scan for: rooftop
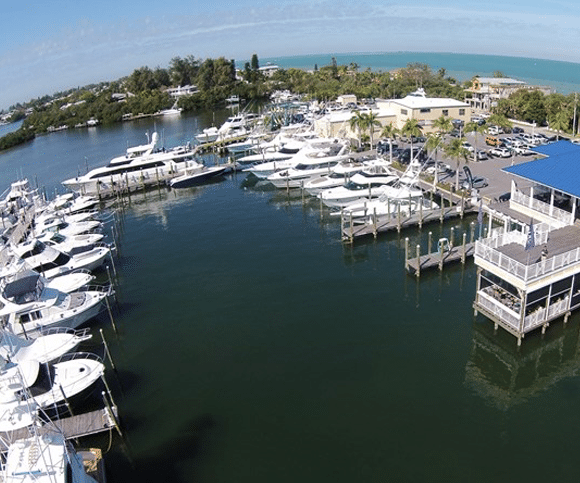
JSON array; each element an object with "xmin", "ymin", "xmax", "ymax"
[{"xmin": 503, "ymin": 141, "xmax": 580, "ymax": 199}]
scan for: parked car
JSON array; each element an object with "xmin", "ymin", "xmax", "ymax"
[
  {"xmin": 487, "ymin": 125, "xmax": 502, "ymax": 135},
  {"xmin": 462, "ymin": 142, "xmax": 474, "ymax": 153},
  {"xmin": 490, "ymin": 147, "xmax": 512, "ymax": 158},
  {"xmin": 462, "ymin": 176, "xmax": 489, "ymax": 190},
  {"xmin": 512, "ymin": 126, "xmax": 524, "ymax": 134},
  {"xmin": 476, "ymin": 150, "xmax": 488, "ymax": 161}
]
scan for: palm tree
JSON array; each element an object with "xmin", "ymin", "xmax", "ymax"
[
  {"xmin": 401, "ymin": 118, "xmax": 423, "ymax": 161},
  {"xmin": 380, "ymin": 122, "xmax": 399, "ymax": 163},
  {"xmin": 488, "ymin": 113, "xmax": 513, "ymax": 134},
  {"xmin": 433, "ymin": 114, "xmax": 452, "ymax": 136},
  {"xmin": 349, "ymin": 110, "xmax": 367, "ymax": 148},
  {"xmin": 464, "ymin": 121, "xmax": 486, "ymax": 163},
  {"xmin": 550, "ymin": 111, "xmax": 569, "ymax": 140},
  {"xmin": 444, "ymin": 137, "xmax": 470, "ymax": 191},
  {"xmin": 364, "ymin": 111, "xmax": 381, "ymax": 149}
]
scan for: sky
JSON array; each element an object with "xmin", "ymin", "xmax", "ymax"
[{"xmin": 2, "ymin": 0, "xmax": 580, "ymax": 110}]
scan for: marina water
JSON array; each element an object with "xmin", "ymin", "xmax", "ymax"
[{"xmin": 2, "ymin": 56, "xmax": 580, "ymax": 481}]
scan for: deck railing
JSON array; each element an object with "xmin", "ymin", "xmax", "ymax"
[
  {"xmin": 475, "ymin": 238, "xmax": 580, "ymax": 284},
  {"xmin": 511, "ymin": 190, "xmax": 573, "ymax": 226},
  {"xmin": 477, "ymin": 291, "xmax": 520, "ymax": 331}
]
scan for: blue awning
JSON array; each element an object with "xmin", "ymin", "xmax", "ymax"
[{"xmin": 503, "ymin": 140, "xmax": 580, "ymax": 198}]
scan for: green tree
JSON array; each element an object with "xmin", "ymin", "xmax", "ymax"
[
  {"xmin": 380, "ymin": 122, "xmax": 399, "ymax": 163},
  {"xmin": 251, "ymin": 54, "xmax": 260, "ymax": 71},
  {"xmin": 550, "ymin": 110, "xmax": 569, "ymax": 140},
  {"xmin": 349, "ymin": 110, "xmax": 368, "ymax": 148},
  {"xmin": 464, "ymin": 121, "xmax": 486, "ymax": 163},
  {"xmin": 444, "ymin": 137, "xmax": 470, "ymax": 191},
  {"xmin": 401, "ymin": 118, "xmax": 423, "ymax": 159},
  {"xmin": 365, "ymin": 111, "xmax": 381, "ymax": 148}
]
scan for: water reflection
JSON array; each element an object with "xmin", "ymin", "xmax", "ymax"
[{"xmin": 465, "ymin": 316, "xmax": 580, "ymax": 410}]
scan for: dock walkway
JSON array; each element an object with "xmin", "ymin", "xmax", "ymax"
[{"xmin": 406, "ymin": 243, "xmax": 475, "ymax": 274}]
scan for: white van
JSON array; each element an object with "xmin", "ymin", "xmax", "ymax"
[{"xmin": 487, "ymin": 125, "xmax": 501, "ymax": 135}]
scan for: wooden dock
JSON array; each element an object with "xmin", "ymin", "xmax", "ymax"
[
  {"xmin": 405, "ymin": 242, "xmax": 475, "ymax": 275},
  {"xmin": 341, "ymin": 204, "xmax": 475, "ymax": 241},
  {"xmin": 0, "ymin": 407, "xmax": 119, "ymax": 446}
]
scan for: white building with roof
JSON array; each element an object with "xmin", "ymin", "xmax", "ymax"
[
  {"xmin": 375, "ymin": 88, "xmax": 470, "ymax": 133},
  {"xmin": 465, "ymin": 77, "xmax": 552, "ymax": 111}
]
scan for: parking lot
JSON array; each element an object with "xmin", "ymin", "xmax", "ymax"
[{"xmin": 381, "ymin": 124, "xmax": 555, "ymax": 202}]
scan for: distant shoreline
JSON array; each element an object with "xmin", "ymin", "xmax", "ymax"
[{"xmin": 255, "ymin": 51, "xmax": 580, "ymax": 95}]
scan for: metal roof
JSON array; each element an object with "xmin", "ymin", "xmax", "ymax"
[{"xmin": 502, "ymin": 141, "xmax": 580, "ymax": 198}]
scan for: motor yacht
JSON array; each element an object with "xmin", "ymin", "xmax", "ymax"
[
  {"xmin": 62, "ymin": 132, "xmax": 198, "ymax": 196},
  {"xmin": 2, "ymin": 430, "xmax": 99, "ymax": 483},
  {"xmin": 319, "ymin": 161, "xmax": 399, "ymax": 208},
  {"xmin": 0, "ymin": 270, "xmax": 109, "ymax": 336}
]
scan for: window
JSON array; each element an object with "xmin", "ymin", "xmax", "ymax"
[
  {"xmin": 442, "ymin": 110, "xmax": 448, "ymax": 116},
  {"xmin": 459, "ymin": 109, "xmax": 465, "ymax": 115},
  {"xmin": 420, "ymin": 108, "xmax": 431, "ymax": 113},
  {"xmin": 401, "ymin": 109, "xmax": 407, "ymax": 115}
]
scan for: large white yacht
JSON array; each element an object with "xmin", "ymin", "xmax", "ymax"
[
  {"xmin": 318, "ymin": 161, "xmax": 399, "ymax": 208},
  {"xmin": 62, "ymin": 132, "xmax": 198, "ymax": 195},
  {"xmin": 0, "ymin": 270, "xmax": 108, "ymax": 336}
]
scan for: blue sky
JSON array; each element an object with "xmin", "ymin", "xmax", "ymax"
[{"xmin": 2, "ymin": 0, "xmax": 580, "ymax": 110}]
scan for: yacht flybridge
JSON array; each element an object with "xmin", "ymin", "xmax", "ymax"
[{"xmin": 62, "ymin": 131, "xmax": 198, "ymax": 196}]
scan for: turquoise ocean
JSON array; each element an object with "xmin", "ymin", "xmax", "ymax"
[{"xmin": 260, "ymin": 51, "xmax": 580, "ymax": 94}]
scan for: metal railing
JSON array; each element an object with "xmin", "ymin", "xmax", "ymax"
[{"xmin": 477, "ymin": 292, "xmax": 520, "ymax": 330}]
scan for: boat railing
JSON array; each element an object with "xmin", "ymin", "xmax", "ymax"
[
  {"xmin": 38, "ymin": 326, "xmax": 92, "ymax": 340},
  {"xmin": 55, "ymin": 351, "xmax": 103, "ymax": 365}
]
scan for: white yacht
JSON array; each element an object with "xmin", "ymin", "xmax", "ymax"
[
  {"xmin": 0, "ymin": 355, "xmax": 105, "ymax": 428},
  {"xmin": 12, "ymin": 239, "xmax": 111, "ymax": 277},
  {"xmin": 2, "ymin": 431, "xmax": 99, "ymax": 483},
  {"xmin": 304, "ymin": 158, "xmax": 372, "ymax": 196},
  {"xmin": 0, "ymin": 327, "xmax": 92, "ymax": 365},
  {"xmin": 266, "ymin": 140, "xmax": 350, "ymax": 188},
  {"xmin": 195, "ymin": 112, "xmax": 260, "ymax": 144},
  {"xmin": 36, "ymin": 231, "xmax": 105, "ymax": 256},
  {"xmin": 0, "ymin": 270, "xmax": 108, "ymax": 336},
  {"xmin": 319, "ymin": 162, "xmax": 400, "ymax": 208},
  {"xmin": 249, "ymin": 138, "xmax": 348, "ymax": 181},
  {"xmin": 62, "ymin": 131, "xmax": 198, "ymax": 196}
]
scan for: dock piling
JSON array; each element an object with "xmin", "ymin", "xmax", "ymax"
[
  {"xmin": 461, "ymin": 232, "xmax": 467, "ymax": 264},
  {"xmin": 416, "ymin": 244, "xmax": 421, "ymax": 277}
]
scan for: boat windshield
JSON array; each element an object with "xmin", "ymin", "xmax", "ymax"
[{"xmin": 344, "ymin": 181, "xmax": 366, "ymax": 191}]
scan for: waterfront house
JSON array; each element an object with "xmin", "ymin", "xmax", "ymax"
[
  {"xmin": 473, "ymin": 141, "xmax": 580, "ymax": 344},
  {"xmin": 465, "ymin": 76, "xmax": 552, "ymax": 111}
]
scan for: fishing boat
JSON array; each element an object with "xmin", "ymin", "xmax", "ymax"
[{"xmin": 2, "ymin": 431, "xmax": 100, "ymax": 483}]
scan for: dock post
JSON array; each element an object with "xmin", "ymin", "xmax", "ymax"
[
  {"xmin": 301, "ymin": 181, "xmax": 304, "ymax": 204},
  {"xmin": 450, "ymin": 227, "xmax": 455, "ymax": 248},
  {"xmin": 440, "ymin": 195, "xmax": 444, "ymax": 223},
  {"xmin": 404, "ymin": 237, "xmax": 409, "ymax": 270},
  {"xmin": 373, "ymin": 208, "xmax": 377, "ymax": 238},
  {"xmin": 105, "ymin": 295, "xmax": 118, "ymax": 334},
  {"xmin": 428, "ymin": 232, "xmax": 432, "ymax": 254},
  {"xmin": 439, "ymin": 240, "xmax": 444, "ymax": 271},
  {"xmin": 397, "ymin": 203, "xmax": 401, "ymax": 233},
  {"xmin": 349, "ymin": 212, "xmax": 354, "ymax": 243},
  {"xmin": 320, "ymin": 195, "xmax": 323, "ymax": 220},
  {"xmin": 416, "ymin": 244, "xmax": 421, "ymax": 277},
  {"xmin": 340, "ymin": 210, "xmax": 344, "ymax": 240},
  {"xmin": 461, "ymin": 232, "xmax": 467, "ymax": 264},
  {"xmin": 100, "ymin": 328, "xmax": 117, "ymax": 372},
  {"xmin": 387, "ymin": 198, "xmax": 391, "ymax": 219},
  {"xmin": 470, "ymin": 222, "xmax": 475, "ymax": 244},
  {"xmin": 102, "ymin": 391, "xmax": 123, "ymax": 437},
  {"xmin": 460, "ymin": 193, "xmax": 465, "ymax": 219},
  {"xmin": 59, "ymin": 384, "xmax": 74, "ymax": 416},
  {"xmin": 419, "ymin": 198, "xmax": 423, "ymax": 228},
  {"xmin": 286, "ymin": 175, "xmax": 289, "ymax": 194}
]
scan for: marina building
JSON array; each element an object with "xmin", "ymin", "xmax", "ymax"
[
  {"xmin": 465, "ymin": 77, "xmax": 552, "ymax": 111},
  {"xmin": 473, "ymin": 141, "xmax": 580, "ymax": 345},
  {"xmin": 313, "ymin": 88, "xmax": 470, "ymax": 145}
]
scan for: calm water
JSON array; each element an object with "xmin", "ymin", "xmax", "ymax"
[
  {"xmin": 263, "ymin": 52, "xmax": 580, "ymax": 94},
  {"xmin": 2, "ymin": 81, "xmax": 580, "ymax": 482}
]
